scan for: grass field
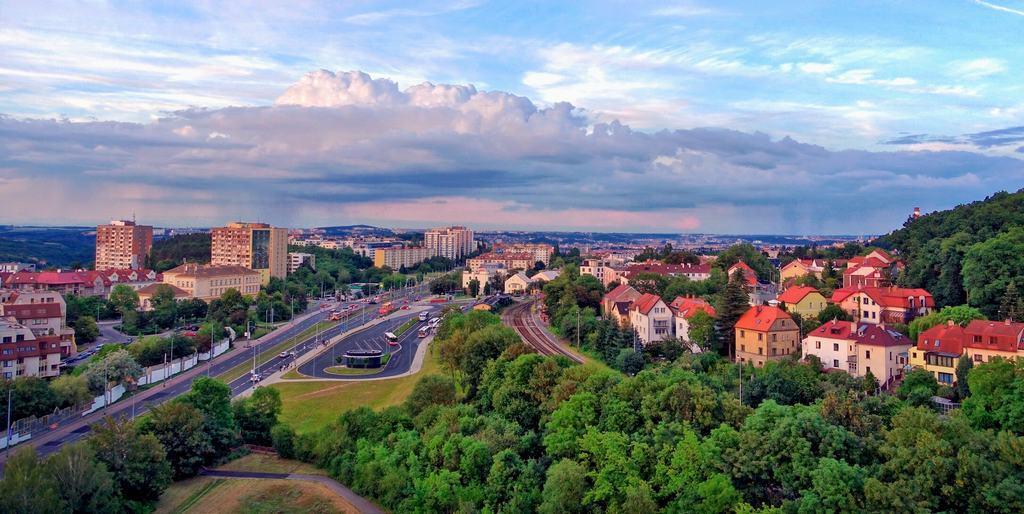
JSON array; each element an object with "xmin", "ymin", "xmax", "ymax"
[
  {"xmin": 324, "ymin": 366, "xmax": 382, "ymax": 376},
  {"xmin": 219, "ymin": 320, "xmax": 339, "ymax": 383},
  {"xmin": 273, "ymin": 343, "xmax": 442, "ymax": 435},
  {"xmin": 155, "ymin": 478, "xmax": 354, "ymax": 514}
]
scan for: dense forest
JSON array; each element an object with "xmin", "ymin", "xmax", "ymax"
[
  {"xmin": 0, "ymin": 226, "xmax": 95, "ymax": 269},
  {"xmin": 875, "ymin": 189, "xmax": 1024, "ymax": 316},
  {"xmin": 147, "ymin": 233, "xmax": 211, "ymax": 271},
  {"xmin": 286, "ymin": 309, "xmax": 1024, "ymax": 513}
]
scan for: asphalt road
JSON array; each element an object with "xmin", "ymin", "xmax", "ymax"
[
  {"xmin": 297, "ymin": 307, "xmax": 436, "ymax": 379},
  {"xmin": 0, "ymin": 284, "xmax": 429, "ymax": 468}
]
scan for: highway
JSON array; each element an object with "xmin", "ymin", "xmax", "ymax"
[{"xmin": 0, "ymin": 283, "xmax": 429, "ymax": 468}]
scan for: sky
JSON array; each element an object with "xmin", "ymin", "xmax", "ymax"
[{"xmin": 1, "ymin": 0, "xmax": 1023, "ymax": 234}]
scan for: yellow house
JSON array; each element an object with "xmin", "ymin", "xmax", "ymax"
[
  {"xmin": 777, "ymin": 286, "xmax": 828, "ymax": 318},
  {"xmin": 911, "ymin": 322, "xmax": 963, "ymax": 386},
  {"xmin": 735, "ymin": 305, "xmax": 799, "ymax": 367}
]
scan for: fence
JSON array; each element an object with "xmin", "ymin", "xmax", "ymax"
[{"xmin": 3, "ymin": 338, "xmax": 232, "ymax": 445}]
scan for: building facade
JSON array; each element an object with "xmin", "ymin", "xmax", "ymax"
[
  {"xmin": 669, "ymin": 296, "xmax": 716, "ymax": 343},
  {"xmin": 425, "ymin": 226, "xmax": 475, "ymax": 260},
  {"xmin": 0, "ymin": 319, "xmax": 63, "ymax": 379},
  {"xmin": 831, "ymin": 286, "xmax": 933, "ymax": 325},
  {"xmin": 161, "ymin": 263, "xmax": 261, "ymax": 302},
  {"xmin": 629, "ymin": 294, "xmax": 672, "ymax": 345},
  {"xmin": 580, "ymin": 259, "xmax": 621, "ymax": 287},
  {"xmin": 95, "ymin": 220, "xmax": 154, "ymax": 271},
  {"xmin": 777, "ymin": 286, "xmax": 829, "ymax": 318},
  {"xmin": 467, "ymin": 252, "xmax": 535, "ymax": 272},
  {"xmin": 287, "ymin": 252, "xmax": 316, "ymax": 273},
  {"xmin": 735, "ymin": 305, "xmax": 799, "ymax": 367},
  {"xmin": 0, "ymin": 290, "xmax": 76, "ymax": 357},
  {"xmin": 373, "ymin": 246, "xmax": 434, "ymax": 270},
  {"xmin": 803, "ymin": 321, "xmax": 910, "ymax": 382},
  {"xmin": 211, "ymin": 222, "xmax": 288, "ymax": 284}
]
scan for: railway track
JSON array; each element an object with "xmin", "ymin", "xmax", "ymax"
[{"xmin": 502, "ymin": 299, "xmax": 584, "ymax": 364}]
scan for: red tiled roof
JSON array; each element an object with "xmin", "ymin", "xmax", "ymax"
[
  {"xmin": 854, "ymin": 324, "xmax": 909, "ymax": 347},
  {"xmin": 137, "ymin": 283, "xmax": 190, "ymax": 297},
  {"xmin": 917, "ymin": 323, "xmax": 965, "ymax": 355},
  {"xmin": 963, "ymin": 320, "xmax": 1024, "ymax": 353},
  {"xmin": 777, "ymin": 286, "xmax": 820, "ymax": 304},
  {"xmin": 735, "ymin": 305, "xmax": 792, "ymax": 331},
  {"xmin": 728, "ymin": 261, "xmax": 758, "ymax": 286},
  {"xmin": 622, "ymin": 262, "xmax": 711, "ymax": 278},
  {"xmin": 810, "ymin": 320, "xmax": 856, "ymax": 339},
  {"xmin": 631, "ymin": 293, "xmax": 664, "ymax": 315},
  {"xmin": 1, "ymin": 303, "xmax": 62, "ymax": 319},
  {"xmin": 7, "ymin": 271, "xmax": 88, "ymax": 286},
  {"xmin": 669, "ymin": 296, "xmax": 716, "ymax": 318},
  {"xmin": 831, "ymin": 286, "xmax": 933, "ymax": 309},
  {"xmin": 603, "ymin": 284, "xmax": 636, "ymax": 303}
]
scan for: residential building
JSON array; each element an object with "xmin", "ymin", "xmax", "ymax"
[
  {"xmin": 494, "ymin": 243, "xmax": 554, "ymax": 266},
  {"xmin": 161, "ymin": 263, "xmax": 261, "ymax": 302},
  {"xmin": 831, "ymin": 286, "xmax": 934, "ymax": 325},
  {"xmin": 780, "ymin": 258, "xmax": 847, "ymax": 283},
  {"xmin": 425, "ymin": 226, "xmax": 475, "ymax": 260},
  {"xmin": 777, "ymin": 286, "xmax": 829, "ymax": 318},
  {"xmin": 843, "ymin": 249, "xmax": 902, "ymax": 289},
  {"xmin": 504, "ymin": 272, "xmax": 534, "ymax": 295},
  {"xmin": 629, "ymin": 294, "xmax": 673, "ymax": 345},
  {"xmin": 287, "ymin": 252, "xmax": 316, "ymax": 273},
  {"xmin": 0, "ymin": 290, "xmax": 76, "ymax": 357},
  {"xmin": 728, "ymin": 261, "xmax": 777, "ymax": 306},
  {"xmin": 962, "ymin": 319, "xmax": 1024, "ymax": 364},
  {"xmin": 803, "ymin": 321, "xmax": 910, "ymax": 383},
  {"xmin": 580, "ymin": 259, "xmax": 621, "ymax": 287},
  {"xmin": 0, "ymin": 318, "xmax": 63, "ymax": 378},
  {"xmin": 0, "ymin": 263, "xmax": 36, "ymax": 273},
  {"xmin": 620, "ymin": 262, "xmax": 712, "ymax": 282},
  {"xmin": 136, "ymin": 283, "xmax": 191, "ymax": 311},
  {"xmin": 462, "ymin": 263, "xmax": 506, "ymax": 293},
  {"xmin": 5, "ymin": 271, "xmax": 106, "ymax": 296},
  {"xmin": 910, "ymin": 321, "xmax": 964, "ymax": 385},
  {"xmin": 602, "ymin": 284, "xmax": 641, "ymax": 324},
  {"xmin": 211, "ymin": 222, "xmax": 288, "ymax": 284},
  {"xmin": 532, "ymin": 270, "xmax": 561, "ymax": 283},
  {"xmin": 85, "ymin": 268, "xmax": 161, "ymax": 296},
  {"xmin": 373, "ymin": 246, "xmax": 434, "ymax": 270},
  {"xmin": 467, "ymin": 252, "xmax": 535, "ymax": 272},
  {"xmin": 95, "ymin": 220, "xmax": 154, "ymax": 270},
  {"xmin": 735, "ymin": 305, "xmax": 799, "ymax": 367},
  {"xmin": 669, "ymin": 296, "xmax": 716, "ymax": 343}
]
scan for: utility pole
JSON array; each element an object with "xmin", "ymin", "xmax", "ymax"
[
  {"xmin": 5, "ymin": 389, "xmax": 12, "ymax": 458},
  {"xmin": 577, "ymin": 309, "xmax": 581, "ymax": 347}
]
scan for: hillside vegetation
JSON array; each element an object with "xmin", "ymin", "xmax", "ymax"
[
  {"xmin": 876, "ymin": 189, "xmax": 1024, "ymax": 317},
  {"xmin": 148, "ymin": 233, "xmax": 211, "ymax": 271}
]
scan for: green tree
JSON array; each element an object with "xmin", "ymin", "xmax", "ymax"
[
  {"xmin": 142, "ymin": 401, "xmax": 211, "ymax": 478},
  {"xmin": 897, "ymin": 368, "xmax": 939, "ymax": 407},
  {"xmin": 998, "ymin": 280, "xmax": 1024, "ymax": 321},
  {"xmin": 955, "ymin": 355, "xmax": 973, "ymax": 401},
  {"xmin": 467, "ymin": 278, "xmax": 480, "ymax": 297},
  {"xmin": 687, "ymin": 310, "xmax": 716, "ymax": 351},
  {"xmin": 180, "ymin": 377, "xmax": 238, "ymax": 457},
  {"xmin": 271, "ymin": 424, "xmax": 296, "ymax": 459},
  {"xmin": 539, "ymin": 459, "xmax": 588, "ymax": 514},
  {"xmin": 233, "ymin": 386, "xmax": 283, "ymax": 446},
  {"xmin": 816, "ymin": 304, "xmax": 852, "ymax": 324},
  {"xmin": 862, "ymin": 370, "xmax": 879, "ymax": 395},
  {"xmin": 50, "ymin": 374, "xmax": 92, "ymax": 408},
  {"xmin": 0, "ymin": 447, "xmax": 62, "ymax": 514},
  {"xmin": 716, "ymin": 243, "xmax": 774, "ymax": 281},
  {"xmin": 961, "ymin": 359, "xmax": 1023, "ymax": 433},
  {"xmin": 715, "ymin": 269, "xmax": 750, "ymax": 357},
  {"xmin": 89, "ymin": 417, "xmax": 172, "ymax": 503},
  {"xmin": 963, "ymin": 227, "xmax": 1024, "ymax": 318},
  {"xmin": 108, "ymin": 284, "xmax": 140, "ymax": 314},
  {"xmin": 83, "ymin": 349, "xmax": 143, "ymax": 395},
  {"xmin": 45, "ymin": 443, "xmax": 121, "ymax": 514},
  {"xmin": 908, "ymin": 305, "xmax": 986, "ymax": 341},
  {"xmin": 404, "ymin": 375, "xmax": 457, "ymax": 416},
  {"xmin": 73, "ymin": 315, "xmax": 99, "ymax": 345}
]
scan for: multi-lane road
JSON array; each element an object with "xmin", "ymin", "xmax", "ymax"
[{"xmin": 0, "ymin": 283, "xmax": 430, "ymax": 467}]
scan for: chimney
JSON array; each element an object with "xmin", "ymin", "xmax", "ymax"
[
  {"xmin": 913, "ymin": 207, "xmax": 921, "ymax": 218},
  {"xmin": 850, "ymin": 321, "xmax": 856, "ymax": 331}
]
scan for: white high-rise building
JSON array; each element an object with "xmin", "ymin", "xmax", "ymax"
[{"xmin": 424, "ymin": 226, "xmax": 475, "ymax": 260}]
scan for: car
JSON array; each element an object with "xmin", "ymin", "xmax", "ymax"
[
  {"xmin": 250, "ymin": 374, "xmax": 261, "ymax": 382},
  {"xmin": 278, "ymin": 351, "xmax": 289, "ymax": 358}
]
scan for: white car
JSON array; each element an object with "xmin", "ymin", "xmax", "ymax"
[{"xmin": 278, "ymin": 351, "xmax": 289, "ymax": 358}]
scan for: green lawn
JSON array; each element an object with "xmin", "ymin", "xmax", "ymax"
[
  {"xmin": 324, "ymin": 366, "xmax": 382, "ymax": 376},
  {"xmin": 218, "ymin": 320, "xmax": 339, "ymax": 383},
  {"xmin": 394, "ymin": 317, "xmax": 419, "ymax": 336},
  {"xmin": 273, "ymin": 344, "xmax": 441, "ymax": 435}
]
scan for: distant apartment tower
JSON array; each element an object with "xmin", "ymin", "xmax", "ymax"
[
  {"xmin": 374, "ymin": 247, "xmax": 434, "ymax": 270},
  {"xmin": 425, "ymin": 226, "xmax": 474, "ymax": 260},
  {"xmin": 287, "ymin": 252, "xmax": 316, "ymax": 273},
  {"xmin": 95, "ymin": 220, "xmax": 153, "ymax": 270},
  {"xmin": 210, "ymin": 222, "xmax": 287, "ymax": 284}
]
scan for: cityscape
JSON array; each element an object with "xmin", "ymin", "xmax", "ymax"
[{"xmin": 1, "ymin": 2, "xmax": 1024, "ymax": 513}]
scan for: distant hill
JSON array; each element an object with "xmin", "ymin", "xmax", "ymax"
[
  {"xmin": 148, "ymin": 233, "xmax": 211, "ymax": 272},
  {"xmin": 874, "ymin": 189, "xmax": 1024, "ymax": 316},
  {"xmin": 316, "ymin": 225, "xmax": 395, "ymax": 237},
  {"xmin": 0, "ymin": 226, "xmax": 95, "ymax": 269}
]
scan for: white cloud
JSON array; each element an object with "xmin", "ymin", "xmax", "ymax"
[
  {"xmin": 973, "ymin": 0, "xmax": 1024, "ymax": 16},
  {"xmin": 952, "ymin": 57, "xmax": 1007, "ymax": 79}
]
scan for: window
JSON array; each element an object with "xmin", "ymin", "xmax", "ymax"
[
  {"xmin": 937, "ymin": 372, "xmax": 954, "ymax": 385},
  {"xmin": 833, "ymin": 343, "xmax": 839, "ymax": 352},
  {"xmin": 865, "ymin": 350, "xmax": 871, "ymax": 359},
  {"xmin": 833, "ymin": 359, "xmax": 839, "ymax": 368},
  {"xmin": 757, "ymin": 333, "xmax": 763, "ymax": 341},
  {"xmin": 815, "ymin": 341, "xmax": 821, "ymax": 349},
  {"xmin": 741, "ymin": 345, "xmax": 745, "ymax": 352},
  {"xmin": 740, "ymin": 330, "xmax": 745, "ymax": 338},
  {"xmin": 772, "ymin": 334, "xmax": 778, "ymax": 342},
  {"xmin": 866, "ymin": 366, "xmax": 871, "ymax": 374},
  {"xmin": 772, "ymin": 348, "xmax": 777, "ymax": 356},
  {"xmin": 973, "ymin": 354, "xmax": 983, "ymax": 362},
  {"xmin": 973, "ymin": 335, "xmax": 982, "ymax": 343},
  {"xmin": 758, "ymin": 347, "xmax": 763, "ymax": 355}
]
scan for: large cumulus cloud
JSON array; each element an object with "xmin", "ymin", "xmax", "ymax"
[{"xmin": 1, "ymin": 70, "xmax": 1022, "ymax": 233}]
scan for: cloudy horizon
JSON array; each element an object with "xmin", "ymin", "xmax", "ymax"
[{"xmin": 2, "ymin": 1, "xmax": 1024, "ymax": 233}]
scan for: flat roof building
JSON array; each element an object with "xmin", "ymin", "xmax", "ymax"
[
  {"xmin": 211, "ymin": 222, "xmax": 287, "ymax": 284},
  {"xmin": 95, "ymin": 220, "xmax": 153, "ymax": 270}
]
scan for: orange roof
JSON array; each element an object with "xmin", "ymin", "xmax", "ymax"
[
  {"xmin": 831, "ymin": 286, "xmax": 933, "ymax": 309},
  {"xmin": 631, "ymin": 293, "xmax": 664, "ymax": 315},
  {"xmin": 603, "ymin": 284, "xmax": 637, "ymax": 303},
  {"xmin": 777, "ymin": 286, "xmax": 820, "ymax": 304},
  {"xmin": 735, "ymin": 305, "xmax": 792, "ymax": 331},
  {"xmin": 669, "ymin": 297, "xmax": 716, "ymax": 318},
  {"xmin": 964, "ymin": 320, "xmax": 1024, "ymax": 353},
  {"xmin": 728, "ymin": 261, "xmax": 758, "ymax": 286}
]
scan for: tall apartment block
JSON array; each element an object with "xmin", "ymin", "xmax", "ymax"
[
  {"xmin": 424, "ymin": 226, "xmax": 475, "ymax": 260},
  {"xmin": 95, "ymin": 220, "xmax": 153, "ymax": 270},
  {"xmin": 210, "ymin": 222, "xmax": 287, "ymax": 284}
]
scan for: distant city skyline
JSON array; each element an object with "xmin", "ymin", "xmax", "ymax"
[{"xmin": 2, "ymin": 1, "xmax": 1023, "ymax": 233}]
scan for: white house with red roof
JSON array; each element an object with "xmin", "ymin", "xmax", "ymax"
[
  {"xmin": 831, "ymin": 286, "xmax": 933, "ymax": 325},
  {"xmin": 668, "ymin": 296, "xmax": 716, "ymax": 345},
  {"xmin": 629, "ymin": 293, "xmax": 672, "ymax": 345},
  {"xmin": 803, "ymin": 320, "xmax": 910, "ymax": 384},
  {"xmin": 843, "ymin": 249, "xmax": 903, "ymax": 289}
]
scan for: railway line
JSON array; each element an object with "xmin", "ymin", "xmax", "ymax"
[{"xmin": 502, "ymin": 299, "xmax": 584, "ymax": 364}]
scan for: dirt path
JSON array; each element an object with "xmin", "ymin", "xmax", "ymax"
[{"xmin": 200, "ymin": 469, "xmax": 384, "ymax": 514}]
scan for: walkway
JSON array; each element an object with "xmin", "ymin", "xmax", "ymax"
[{"xmin": 200, "ymin": 469, "xmax": 384, "ymax": 514}]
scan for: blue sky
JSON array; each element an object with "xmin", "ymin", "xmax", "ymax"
[{"xmin": 1, "ymin": 1, "xmax": 1023, "ymax": 233}]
